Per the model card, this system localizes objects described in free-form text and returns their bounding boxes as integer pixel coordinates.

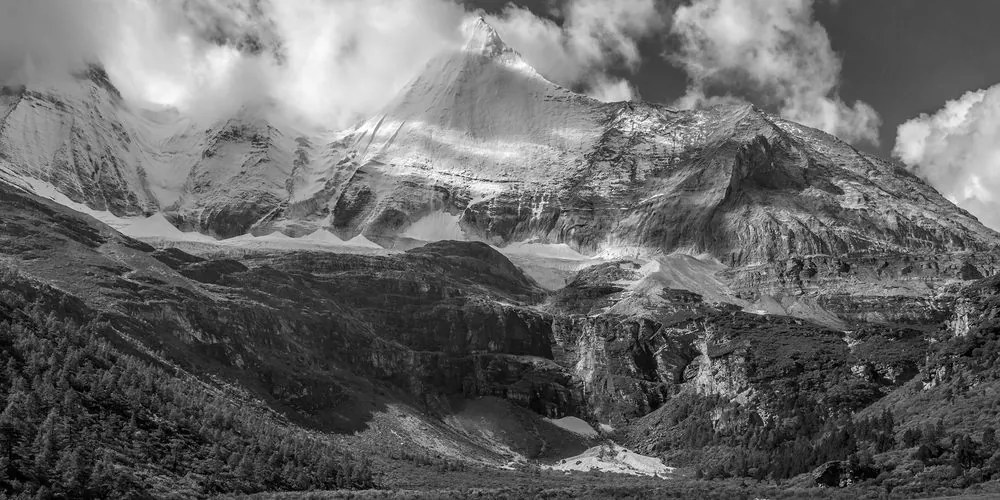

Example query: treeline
[655,315,1000,492]
[0,266,375,498]
[705,411,894,481]
[665,395,897,481]
[905,422,1000,474]
[663,387,1000,488]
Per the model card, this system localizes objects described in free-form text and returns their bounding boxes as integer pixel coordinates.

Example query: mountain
[0,66,159,216]
[7,21,994,267]
[273,18,997,267]
[276,18,606,240]
[164,107,308,238]
[0,67,314,240]
[3,17,1000,498]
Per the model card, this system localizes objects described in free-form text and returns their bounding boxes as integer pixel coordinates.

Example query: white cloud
[0,0,665,126]
[894,85,1000,230]
[105,0,470,127]
[487,0,667,102]
[668,0,881,145]
[0,0,114,84]
[585,76,637,103]
[263,0,467,127]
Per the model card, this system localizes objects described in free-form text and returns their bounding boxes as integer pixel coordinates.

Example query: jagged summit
[464,17,519,61]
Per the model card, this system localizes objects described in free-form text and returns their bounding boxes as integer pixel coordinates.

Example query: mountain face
[4,17,1000,497]
[0,67,309,239]
[0,67,158,216]
[4,22,994,264]
[165,109,305,238]
[276,19,999,266]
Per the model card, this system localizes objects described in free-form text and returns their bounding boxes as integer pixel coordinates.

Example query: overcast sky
[2,0,1000,228]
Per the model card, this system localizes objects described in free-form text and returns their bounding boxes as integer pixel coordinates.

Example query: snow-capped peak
[464,17,519,61]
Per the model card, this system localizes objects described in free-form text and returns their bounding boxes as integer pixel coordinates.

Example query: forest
[0,266,375,498]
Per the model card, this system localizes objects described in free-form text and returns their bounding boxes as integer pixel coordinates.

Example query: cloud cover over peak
[894,84,1000,230]
[668,0,882,146]
[0,0,671,128]
[0,0,883,149]
[486,0,668,103]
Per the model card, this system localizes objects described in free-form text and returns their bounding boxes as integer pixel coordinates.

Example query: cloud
[105,0,470,127]
[0,0,665,125]
[266,0,467,127]
[894,85,1000,230]
[667,0,881,146]
[487,0,667,102]
[0,0,114,84]
[0,0,290,120]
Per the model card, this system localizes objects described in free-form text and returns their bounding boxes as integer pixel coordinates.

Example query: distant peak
[464,17,517,59]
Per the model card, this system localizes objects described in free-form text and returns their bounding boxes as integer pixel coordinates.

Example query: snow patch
[549,443,674,477]
[223,231,295,244]
[344,234,383,249]
[545,417,598,438]
[14,177,132,230]
[299,229,347,245]
[120,214,215,242]
[499,241,590,261]
[401,212,467,241]
[214,231,383,251]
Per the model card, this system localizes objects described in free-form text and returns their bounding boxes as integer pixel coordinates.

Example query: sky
[2,0,1000,228]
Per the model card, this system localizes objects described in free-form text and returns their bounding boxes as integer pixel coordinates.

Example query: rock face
[0,67,157,215]
[542,260,921,427]
[0,66,316,239]
[166,109,307,238]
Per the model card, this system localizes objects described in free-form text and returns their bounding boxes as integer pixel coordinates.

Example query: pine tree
[54,445,89,496]
[32,409,60,478]
[983,427,997,451]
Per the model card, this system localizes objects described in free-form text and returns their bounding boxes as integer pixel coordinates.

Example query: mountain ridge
[2,31,996,264]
